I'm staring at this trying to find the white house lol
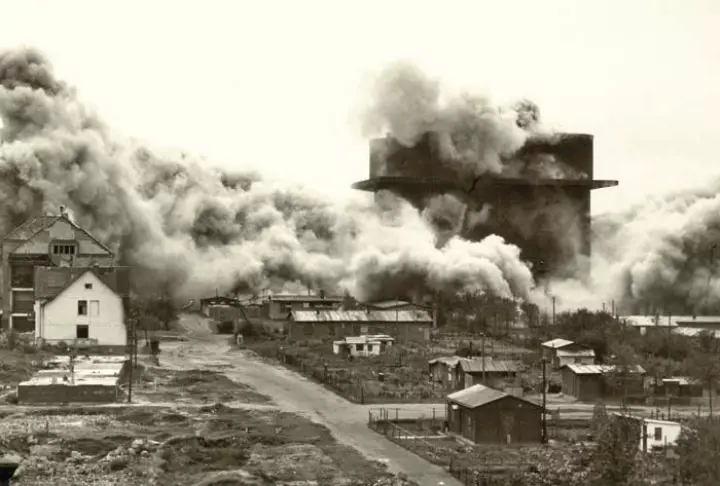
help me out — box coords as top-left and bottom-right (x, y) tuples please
(33, 266), (130, 347)
(332, 335), (395, 357)
(541, 338), (596, 368)
(613, 413), (683, 452)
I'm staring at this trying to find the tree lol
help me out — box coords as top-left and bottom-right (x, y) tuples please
(674, 418), (720, 486)
(128, 294), (178, 334)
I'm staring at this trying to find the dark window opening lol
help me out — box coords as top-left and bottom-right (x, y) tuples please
(654, 427), (662, 441)
(78, 300), (88, 316)
(76, 325), (89, 339)
(356, 344), (365, 351)
(85, 283), (93, 289)
(52, 244), (76, 255)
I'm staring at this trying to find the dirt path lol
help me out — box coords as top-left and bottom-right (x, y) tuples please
(162, 315), (462, 486)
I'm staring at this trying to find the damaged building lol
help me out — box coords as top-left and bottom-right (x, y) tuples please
(353, 133), (618, 279)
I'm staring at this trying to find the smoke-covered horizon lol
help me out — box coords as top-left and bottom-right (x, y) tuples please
(0, 47), (535, 304)
(541, 180), (720, 316)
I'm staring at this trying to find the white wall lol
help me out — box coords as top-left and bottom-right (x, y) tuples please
(36, 271), (126, 346)
(642, 420), (683, 451)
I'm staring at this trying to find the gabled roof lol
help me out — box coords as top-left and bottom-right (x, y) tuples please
(3, 214), (113, 256)
(200, 296), (242, 306)
(562, 364), (646, 375)
(541, 338), (574, 349)
(291, 309), (432, 323)
(34, 266), (131, 302)
(3, 216), (58, 241)
(448, 384), (541, 409)
(460, 358), (519, 374)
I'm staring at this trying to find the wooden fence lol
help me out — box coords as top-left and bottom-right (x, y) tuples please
(368, 408), (533, 485)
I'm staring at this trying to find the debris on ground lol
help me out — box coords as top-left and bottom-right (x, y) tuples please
(0, 405), (407, 486)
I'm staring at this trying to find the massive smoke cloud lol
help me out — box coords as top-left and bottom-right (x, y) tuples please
(539, 181), (720, 316)
(359, 61), (584, 180)
(0, 47), (535, 303)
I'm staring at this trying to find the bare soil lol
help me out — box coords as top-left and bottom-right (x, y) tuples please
(1, 405), (400, 486)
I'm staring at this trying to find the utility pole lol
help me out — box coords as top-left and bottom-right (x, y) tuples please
(611, 300), (615, 319)
(481, 333), (486, 385)
(551, 296), (556, 328)
(541, 358), (548, 444)
(127, 318), (136, 404)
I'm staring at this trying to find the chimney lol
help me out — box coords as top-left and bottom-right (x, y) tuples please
(320, 289), (326, 300)
(59, 205), (67, 217)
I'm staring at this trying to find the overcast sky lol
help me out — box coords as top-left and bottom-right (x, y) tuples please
(1, 0), (717, 214)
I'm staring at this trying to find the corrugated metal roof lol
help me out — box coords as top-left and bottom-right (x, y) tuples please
(556, 348), (596, 357)
(428, 356), (464, 367)
(270, 294), (343, 302)
(35, 266), (131, 301)
(460, 358), (519, 374)
(339, 334), (395, 344)
(564, 364), (646, 375)
(368, 300), (429, 309)
(448, 384), (540, 409)
(623, 315), (720, 327)
(541, 338), (574, 349)
(672, 327), (720, 338)
(291, 309), (432, 323)
(661, 376), (700, 386)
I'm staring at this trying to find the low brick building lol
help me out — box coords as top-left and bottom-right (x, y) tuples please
(287, 309), (432, 342)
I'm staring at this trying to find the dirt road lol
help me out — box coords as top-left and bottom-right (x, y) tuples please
(162, 316), (463, 486)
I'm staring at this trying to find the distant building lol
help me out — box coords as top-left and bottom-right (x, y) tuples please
(613, 413), (683, 452)
(429, 356), (464, 389)
(624, 315), (720, 337)
(654, 376), (704, 400)
(459, 358), (521, 390)
(287, 309), (433, 341)
(1, 207), (114, 332)
(34, 266), (130, 348)
(561, 364), (646, 402)
(200, 295), (256, 320)
(265, 292), (343, 320)
(541, 338), (596, 368)
(332, 335), (395, 357)
(446, 384), (543, 444)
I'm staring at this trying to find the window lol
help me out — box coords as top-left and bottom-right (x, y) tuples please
(654, 427), (662, 441)
(90, 300), (99, 317)
(76, 325), (89, 339)
(368, 345), (374, 352)
(78, 300), (88, 316)
(360, 325), (369, 334)
(356, 344), (365, 352)
(85, 283), (93, 289)
(52, 244), (76, 255)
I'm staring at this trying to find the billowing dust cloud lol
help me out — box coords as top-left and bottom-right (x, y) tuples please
(0, 47), (535, 303)
(539, 182), (720, 316)
(359, 61), (585, 180)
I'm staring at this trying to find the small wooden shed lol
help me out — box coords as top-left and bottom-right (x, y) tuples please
(446, 384), (543, 444)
